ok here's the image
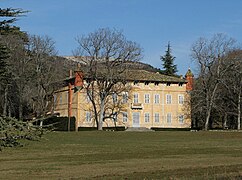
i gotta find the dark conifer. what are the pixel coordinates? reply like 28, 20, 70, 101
160, 42, 178, 76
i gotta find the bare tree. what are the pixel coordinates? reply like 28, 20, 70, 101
74, 28, 142, 130
220, 50, 242, 130
27, 35, 62, 120
191, 33, 236, 130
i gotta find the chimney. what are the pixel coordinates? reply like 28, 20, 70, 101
185, 68, 194, 91
74, 71, 84, 92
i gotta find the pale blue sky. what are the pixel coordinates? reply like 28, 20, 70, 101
1, 0, 242, 75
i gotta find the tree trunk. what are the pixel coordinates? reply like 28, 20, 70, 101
204, 108, 211, 131
8, 104, 12, 117
237, 90, 241, 130
204, 83, 219, 131
98, 98, 105, 130
19, 100, 23, 120
3, 85, 8, 116
223, 113, 228, 130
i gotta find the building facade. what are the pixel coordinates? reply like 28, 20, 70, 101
53, 69, 193, 130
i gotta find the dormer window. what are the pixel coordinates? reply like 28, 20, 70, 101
134, 80, 139, 85
144, 81, 149, 85
178, 83, 183, 87
154, 82, 159, 86
166, 82, 171, 86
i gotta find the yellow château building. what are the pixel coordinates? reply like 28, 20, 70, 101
53, 69, 193, 130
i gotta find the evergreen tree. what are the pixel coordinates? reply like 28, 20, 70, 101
0, 8, 26, 78
160, 42, 178, 76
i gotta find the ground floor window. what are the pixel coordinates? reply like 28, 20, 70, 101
123, 112, 128, 123
178, 114, 184, 124
144, 113, 150, 123
86, 111, 91, 122
154, 113, 159, 123
167, 113, 172, 124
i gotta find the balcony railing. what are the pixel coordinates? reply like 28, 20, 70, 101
131, 103, 143, 109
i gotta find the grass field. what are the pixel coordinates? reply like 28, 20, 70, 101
0, 131, 242, 179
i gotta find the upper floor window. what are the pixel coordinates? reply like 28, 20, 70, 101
144, 94, 150, 104
166, 94, 172, 104
133, 93, 139, 103
86, 90, 92, 103
122, 92, 128, 103
112, 92, 118, 104
178, 95, 184, 104
154, 94, 160, 104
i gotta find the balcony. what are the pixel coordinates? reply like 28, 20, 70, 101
131, 103, 143, 109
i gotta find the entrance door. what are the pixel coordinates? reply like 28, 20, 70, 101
132, 112, 140, 127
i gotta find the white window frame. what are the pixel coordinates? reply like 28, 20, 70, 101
178, 94, 184, 104
167, 113, 172, 124
59, 94, 62, 104
86, 90, 92, 103
154, 113, 160, 123
154, 94, 160, 104
112, 92, 118, 104
144, 113, 150, 123
86, 111, 91, 122
178, 114, 184, 124
166, 94, 172, 104
123, 112, 128, 123
133, 93, 139, 103
144, 94, 150, 104
122, 92, 128, 103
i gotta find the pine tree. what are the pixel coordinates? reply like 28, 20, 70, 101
0, 8, 26, 77
160, 42, 178, 76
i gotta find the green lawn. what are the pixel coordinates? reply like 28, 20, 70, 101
0, 131, 242, 179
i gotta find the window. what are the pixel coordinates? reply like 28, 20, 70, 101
86, 90, 92, 103
144, 81, 149, 85
112, 93, 118, 103
144, 94, 150, 104
154, 94, 160, 104
123, 112, 128, 123
154, 113, 160, 123
179, 83, 183, 87
113, 112, 118, 122
145, 113, 150, 123
166, 94, 172, 104
133, 93, 139, 103
166, 82, 171, 86
59, 94, 62, 104
53, 94, 57, 105
134, 80, 139, 85
122, 92, 128, 103
86, 111, 91, 122
154, 82, 159, 86
178, 95, 184, 104
167, 113, 172, 124
178, 115, 184, 124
